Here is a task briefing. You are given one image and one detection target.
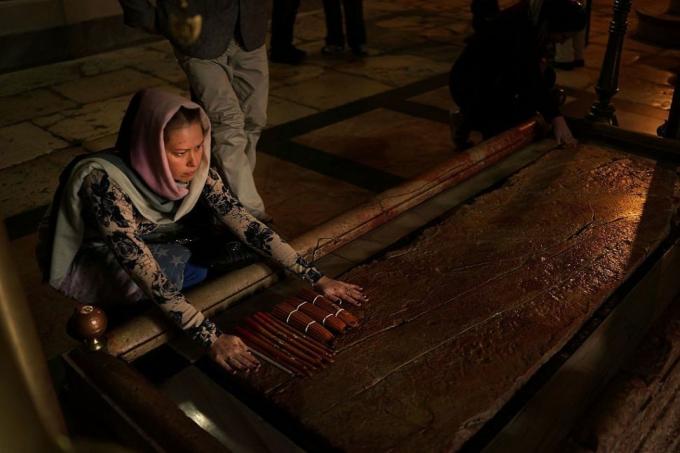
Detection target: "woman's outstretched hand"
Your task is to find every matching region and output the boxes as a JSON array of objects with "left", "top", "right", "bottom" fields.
[
  {"left": 210, "top": 334, "right": 260, "bottom": 374},
  {"left": 313, "top": 276, "right": 368, "bottom": 307},
  {"left": 552, "top": 116, "right": 578, "bottom": 148}
]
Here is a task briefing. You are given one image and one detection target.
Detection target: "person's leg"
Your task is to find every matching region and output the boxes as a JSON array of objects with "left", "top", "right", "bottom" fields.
[
  {"left": 270, "top": 0, "right": 306, "bottom": 64},
  {"left": 573, "top": 29, "right": 585, "bottom": 65},
  {"left": 554, "top": 37, "right": 575, "bottom": 68},
  {"left": 176, "top": 44, "right": 267, "bottom": 218},
  {"left": 322, "top": 0, "right": 345, "bottom": 48},
  {"left": 342, "top": 0, "right": 367, "bottom": 54},
  {"left": 230, "top": 44, "right": 268, "bottom": 171}
]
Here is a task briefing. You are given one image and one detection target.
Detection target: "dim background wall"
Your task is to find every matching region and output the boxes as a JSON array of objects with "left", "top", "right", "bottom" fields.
[{"left": 0, "top": 0, "right": 158, "bottom": 73}]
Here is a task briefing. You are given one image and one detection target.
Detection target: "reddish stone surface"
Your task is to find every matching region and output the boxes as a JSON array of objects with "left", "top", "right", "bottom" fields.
[{"left": 240, "top": 143, "right": 680, "bottom": 452}]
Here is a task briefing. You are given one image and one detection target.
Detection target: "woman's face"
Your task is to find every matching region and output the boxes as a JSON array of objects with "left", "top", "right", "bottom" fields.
[{"left": 164, "top": 121, "right": 204, "bottom": 183}]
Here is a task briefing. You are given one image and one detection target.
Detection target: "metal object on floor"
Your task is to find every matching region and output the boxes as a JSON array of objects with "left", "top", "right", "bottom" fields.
[{"left": 587, "top": 0, "right": 633, "bottom": 126}]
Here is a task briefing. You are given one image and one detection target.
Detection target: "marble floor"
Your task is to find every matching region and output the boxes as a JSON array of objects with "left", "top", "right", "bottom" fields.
[{"left": 0, "top": 0, "right": 677, "bottom": 360}]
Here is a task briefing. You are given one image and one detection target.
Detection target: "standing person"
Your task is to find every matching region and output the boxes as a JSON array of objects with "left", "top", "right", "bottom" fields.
[
  {"left": 119, "top": 0, "right": 272, "bottom": 222},
  {"left": 270, "top": 0, "right": 307, "bottom": 65},
  {"left": 449, "top": 0, "right": 586, "bottom": 149},
  {"left": 321, "top": 0, "right": 367, "bottom": 57}
]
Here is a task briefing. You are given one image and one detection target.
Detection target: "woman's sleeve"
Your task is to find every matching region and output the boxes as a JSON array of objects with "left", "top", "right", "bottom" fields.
[
  {"left": 202, "top": 169, "right": 324, "bottom": 284},
  {"left": 81, "top": 170, "right": 221, "bottom": 348}
]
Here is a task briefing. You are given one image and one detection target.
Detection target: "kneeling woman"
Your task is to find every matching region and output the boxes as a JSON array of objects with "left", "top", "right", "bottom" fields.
[{"left": 38, "top": 88, "right": 367, "bottom": 373}]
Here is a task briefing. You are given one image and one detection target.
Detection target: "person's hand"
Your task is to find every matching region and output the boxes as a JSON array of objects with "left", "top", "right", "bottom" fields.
[
  {"left": 313, "top": 276, "right": 368, "bottom": 307},
  {"left": 552, "top": 116, "right": 578, "bottom": 148},
  {"left": 210, "top": 334, "right": 260, "bottom": 374}
]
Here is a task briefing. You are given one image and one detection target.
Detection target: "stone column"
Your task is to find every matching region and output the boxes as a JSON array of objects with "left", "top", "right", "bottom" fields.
[{"left": 587, "top": 0, "right": 633, "bottom": 126}]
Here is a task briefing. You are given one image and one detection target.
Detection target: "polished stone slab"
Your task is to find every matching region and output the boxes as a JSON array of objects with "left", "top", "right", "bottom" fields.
[{"left": 235, "top": 142, "right": 679, "bottom": 452}]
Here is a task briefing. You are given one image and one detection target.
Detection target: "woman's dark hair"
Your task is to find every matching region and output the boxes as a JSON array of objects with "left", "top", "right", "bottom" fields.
[
  {"left": 541, "top": 0, "right": 587, "bottom": 33},
  {"left": 163, "top": 106, "right": 204, "bottom": 143}
]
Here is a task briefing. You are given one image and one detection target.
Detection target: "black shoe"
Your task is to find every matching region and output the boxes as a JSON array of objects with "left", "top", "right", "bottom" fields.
[
  {"left": 321, "top": 44, "right": 345, "bottom": 56},
  {"left": 351, "top": 44, "right": 369, "bottom": 57},
  {"left": 270, "top": 46, "right": 307, "bottom": 65},
  {"left": 553, "top": 61, "right": 575, "bottom": 71}
]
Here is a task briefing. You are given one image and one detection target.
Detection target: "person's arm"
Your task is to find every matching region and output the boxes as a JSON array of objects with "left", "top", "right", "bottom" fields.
[
  {"left": 82, "top": 170, "right": 259, "bottom": 372},
  {"left": 119, "top": 0, "right": 158, "bottom": 33},
  {"left": 202, "top": 169, "right": 367, "bottom": 305},
  {"left": 81, "top": 170, "right": 219, "bottom": 346}
]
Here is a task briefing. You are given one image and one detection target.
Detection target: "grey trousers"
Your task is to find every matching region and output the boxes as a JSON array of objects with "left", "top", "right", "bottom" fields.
[{"left": 176, "top": 41, "right": 269, "bottom": 218}]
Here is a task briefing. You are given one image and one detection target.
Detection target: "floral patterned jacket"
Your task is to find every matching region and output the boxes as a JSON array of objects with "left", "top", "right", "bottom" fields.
[{"left": 80, "top": 167, "right": 323, "bottom": 348}]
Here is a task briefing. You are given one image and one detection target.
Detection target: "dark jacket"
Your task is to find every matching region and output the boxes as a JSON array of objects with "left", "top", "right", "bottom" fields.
[
  {"left": 449, "top": 2, "right": 559, "bottom": 133},
  {"left": 119, "top": 0, "right": 267, "bottom": 59}
]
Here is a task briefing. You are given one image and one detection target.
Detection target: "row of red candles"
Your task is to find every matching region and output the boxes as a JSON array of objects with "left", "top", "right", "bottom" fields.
[{"left": 234, "top": 289, "right": 360, "bottom": 377}]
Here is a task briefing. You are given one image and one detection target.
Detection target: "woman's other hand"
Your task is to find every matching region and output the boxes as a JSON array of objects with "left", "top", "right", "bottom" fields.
[
  {"left": 210, "top": 334, "right": 260, "bottom": 374},
  {"left": 552, "top": 116, "right": 578, "bottom": 148},
  {"left": 313, "top": 276, "right": 368, "bottom": 307}
]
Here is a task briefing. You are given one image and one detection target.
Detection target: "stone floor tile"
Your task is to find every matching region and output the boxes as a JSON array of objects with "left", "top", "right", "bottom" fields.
[
  {"left": 584, "top": 44, "right": 642, "bottom": 69},
  {"left": 47, "top": 95, "right": 132, "bottom": 143},
  {"left": 267, "top": 96, "right": 318, "bottom": 127},
  {"left": 638, "top": 54, "right": 680, "bottom": 73},
  {"left": 52, "top": 68, "right": 165, "bottom": 104},
  {"left": 271, "top": 72, "right": 390, "bottom": 110},
  {"left": 292, "top": 12, "right": 328, "bottom": 42},
  {"left": 77, "top": 46, "right": 169, "bottom": 77},
  {"left": 405, "top": 44, "right": 462, "bottom": 63},
  {"left": 0, "top": 89, "right": 77, "bottom": 127},
  {"left": 334, "top": 54, "right": 450, "bottom": 87},
  {"left": 294, "top": 108, "right": 452, "bottom": 179},
  {"left": 0, "top": 61, "right": 81, "bottom": 97},
  {"left": 32, "top": 113, "right": 67, "bottom": 128},
  {"left": 622, "top": 64, "right": 675, "bottom": 86},
  {"left": 555, "top": 68, "right": 596, "bottom": 90},
  {"left": 364, "top": 25, "right": 430, "bottom": 52},
  {"left": 0, "top": 146, "right": 86, "bottom": 218},
  {"left": 131, "top": 52, "right": 187, "bottom": 84},
  {"left": 409, "top": 86, "right": 455, "bottom": 111},
  {"left": 363, "top": 1, "right": 411, "bottom": 18},
  {"left": 615, "top": 109, "right": 665, "bottom": 136},
  {"left": 269, "top": 63, "right": 326, "bottom": 89},
  {"left": 254, "top": 153, "right": 373, "bottom": 239},
  {"left": 146, "top": 40, "right": 174, "bottom": 53},
  {"left": 624, "top": 38, "right": 666, "bottom": 55},
  {"left": 374, "top": 15, "right": 452, "bottom": 33},
  {"left": 83, "top": 133, "right": 118, "bottom": 153},
  {"left": 0, "top": 122, "right": 69, "bottom": 170},
  {"left": 616, "top": 77, "right": 674, "bottom": 111},
  {"left": 45, "top": 84, "right": 186, "bottom": 145}
]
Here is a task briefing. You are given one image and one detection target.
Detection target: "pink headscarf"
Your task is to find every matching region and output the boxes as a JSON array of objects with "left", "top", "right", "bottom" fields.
[{"left": 116, "top": 88, "right": 211, "bottom": 200}]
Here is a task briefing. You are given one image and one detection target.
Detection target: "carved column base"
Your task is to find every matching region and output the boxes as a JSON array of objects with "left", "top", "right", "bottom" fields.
[{"left": 587, "top": 101, "right": 619, "bottom": 126}]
